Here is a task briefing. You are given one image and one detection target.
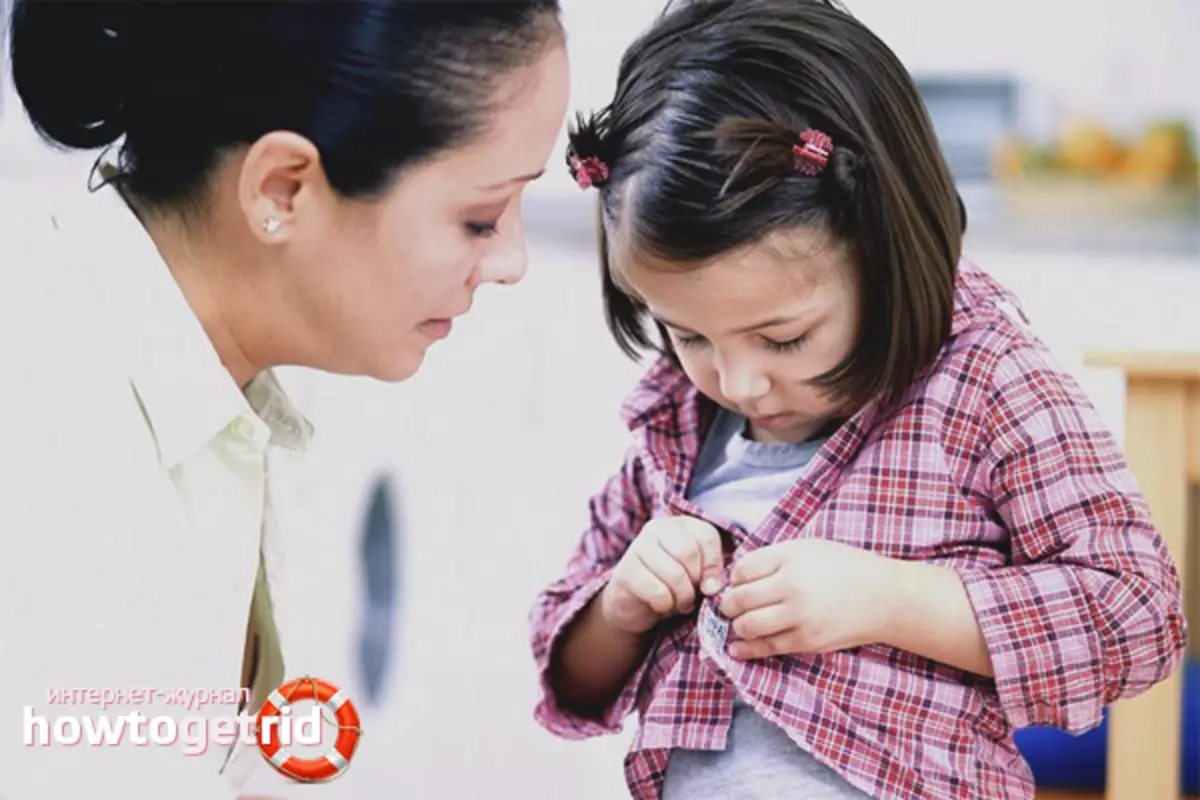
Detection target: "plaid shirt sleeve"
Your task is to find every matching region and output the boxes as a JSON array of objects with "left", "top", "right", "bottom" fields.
[
  {"left": 529, "top": 445, "right": 657, "bottom": 739},
  {"left": 960, "top": 342, "right": 1189, "bottom": 734}
]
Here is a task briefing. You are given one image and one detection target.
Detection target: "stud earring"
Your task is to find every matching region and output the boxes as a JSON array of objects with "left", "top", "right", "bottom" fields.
[{"left": 262, "top": 216, "right": 282, "bottom": 236}]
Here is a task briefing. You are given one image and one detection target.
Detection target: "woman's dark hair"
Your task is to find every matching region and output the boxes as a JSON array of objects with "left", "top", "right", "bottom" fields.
[
  {"left": 9, "top": 0, "right": 562, "bottom": 212},
  {"left": 569, "top": 0, "right": 963, "bottom": 410}
]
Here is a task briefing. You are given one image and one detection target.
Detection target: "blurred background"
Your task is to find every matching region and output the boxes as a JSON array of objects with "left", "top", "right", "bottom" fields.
[{"left": 2, "top": 0, "right": 1198, "bottom": 798}]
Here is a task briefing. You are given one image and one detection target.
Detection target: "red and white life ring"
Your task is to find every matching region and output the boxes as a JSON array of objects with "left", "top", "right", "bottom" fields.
[{"left": 255, "top": 677, "right": 362, "bottom": 783}]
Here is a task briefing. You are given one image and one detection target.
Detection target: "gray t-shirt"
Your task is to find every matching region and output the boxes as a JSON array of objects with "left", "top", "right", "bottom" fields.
[{"left": 663, "top": 409, "right": 869, "bottom": 799}]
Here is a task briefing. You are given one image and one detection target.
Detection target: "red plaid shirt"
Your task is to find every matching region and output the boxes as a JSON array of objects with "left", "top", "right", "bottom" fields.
[{"left": 529, "top": 259, "right": 1188, "bottom": 799}]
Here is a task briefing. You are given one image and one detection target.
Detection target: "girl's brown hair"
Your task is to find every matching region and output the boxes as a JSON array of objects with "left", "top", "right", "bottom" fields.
[{"left": 570, "top": 0, "right": 965, "bottom": 410}]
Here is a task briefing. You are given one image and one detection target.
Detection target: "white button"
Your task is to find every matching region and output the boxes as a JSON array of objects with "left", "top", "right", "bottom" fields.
[
  {"left": 232, "top": 417, "right": 257, "bottom": 440},
  {"left": 228, "top": 415, "right": 270, "bottom": 452}
]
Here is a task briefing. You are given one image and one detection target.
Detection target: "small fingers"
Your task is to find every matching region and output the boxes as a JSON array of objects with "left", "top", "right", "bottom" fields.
[
  {"left": 638, "top": 546, "right": 697, "bottom": 614},
  {"left": 729, "top": 603, "right": 792, "bottom": 641},
  {"left": 728, "top": 631, "right": 795, "bottom": 661},
  {"left": 658, "top": 525, "right": 704, "bottom": 587},
  {"left": 719, "top": 573, "right": 785, "bottom": 618},
  {"left": 622, "top": 561, "right": 677, "bottom": 616},
  {"left": 730, "top": 547, "right": 781, "bottom": 586},
  {"left": 676, "top": 516, "right": 726, "bottom": 595}
]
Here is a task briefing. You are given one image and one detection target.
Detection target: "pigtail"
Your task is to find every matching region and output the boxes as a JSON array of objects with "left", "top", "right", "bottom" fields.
[
  {"left": 825, "top": 145, "right": 866, "bottom": 234},
  {"left": 706, "top": 118, "right": 865, "bottom": 223},
  {"left": 570, "top": 107, "right": 658, "bottom": 360},
  {"left": 566, "top": 109, "right": 612, "bottom": 190},
  {"left": 828, "top": 147, "right": 862, "bottom": 196},
  {"left": 706, "top": 118, "right": 795, "bottom": 213}
]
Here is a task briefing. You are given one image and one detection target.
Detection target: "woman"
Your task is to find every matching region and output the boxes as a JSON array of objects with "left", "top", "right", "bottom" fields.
[{"left": 0, "top": 2, "right": 568, "bottom": 797}]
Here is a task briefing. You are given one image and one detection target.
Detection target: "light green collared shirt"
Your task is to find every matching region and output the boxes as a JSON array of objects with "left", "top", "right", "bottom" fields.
[{"left": 0, "top": 178, "right": 312, "bottom": 798}]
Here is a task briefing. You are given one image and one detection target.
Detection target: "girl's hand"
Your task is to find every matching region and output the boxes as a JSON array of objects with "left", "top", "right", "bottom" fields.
[
  {"left": 717, "top": 538, "right": 894, "bottom": 659},
  {"left": 599, "top": 516, "right": 726, "bottom": 635}
]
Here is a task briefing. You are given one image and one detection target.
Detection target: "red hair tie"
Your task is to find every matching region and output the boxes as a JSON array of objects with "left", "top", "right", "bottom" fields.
[
  {"left": 792, "top": 129, "right": 833, "bottom": 176},
  {"left": 569, "top": 155, "right": 610, "bottom": 190}
]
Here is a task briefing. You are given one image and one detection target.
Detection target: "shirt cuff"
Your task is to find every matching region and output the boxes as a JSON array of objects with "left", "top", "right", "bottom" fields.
[
  {"left": 532, "top": 569, "right": 653, "bottom": 739},
  {"left": 960, "top": 565, "right": 1106, "bottom": 733}
]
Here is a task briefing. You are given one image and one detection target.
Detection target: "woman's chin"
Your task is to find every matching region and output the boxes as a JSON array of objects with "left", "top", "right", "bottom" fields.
[
  {"left": 368, "top": 349, "right": 426, "bottom": 383},
  {"left": 319, "top": 335, "right": 431, "bottom": 383}
]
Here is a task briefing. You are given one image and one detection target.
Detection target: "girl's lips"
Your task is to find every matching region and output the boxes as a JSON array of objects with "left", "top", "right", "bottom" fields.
[{"left": 748, "top": 412, "right": 797, "bottom": 431}]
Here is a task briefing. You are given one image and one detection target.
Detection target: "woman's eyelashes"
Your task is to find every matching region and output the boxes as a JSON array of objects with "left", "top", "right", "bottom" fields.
[
  {"left": 465, "top": 220, "right": 500, "bottom": 238},
  {"left": 463, "top": 196, "right": 516, "bottom": 239}
]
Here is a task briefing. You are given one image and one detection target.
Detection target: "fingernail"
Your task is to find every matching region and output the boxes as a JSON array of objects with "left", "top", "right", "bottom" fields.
[{"left": 702, "top": 577, "right": 722, "bottom": 595}]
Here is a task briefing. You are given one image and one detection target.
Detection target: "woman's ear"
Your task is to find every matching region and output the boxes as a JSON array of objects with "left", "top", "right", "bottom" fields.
[{"left": 237, "top": 131, "right": 326, "bottom": 244}]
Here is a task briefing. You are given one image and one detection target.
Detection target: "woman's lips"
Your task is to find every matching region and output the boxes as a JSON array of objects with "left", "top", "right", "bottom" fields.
[{"left": 418, "top": 319, "right": 453, "bottom": 340}]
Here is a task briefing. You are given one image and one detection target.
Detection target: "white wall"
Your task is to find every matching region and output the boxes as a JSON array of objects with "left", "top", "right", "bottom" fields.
[{"left": 846, "top": 0, "right": 1195, "bottom": 119}]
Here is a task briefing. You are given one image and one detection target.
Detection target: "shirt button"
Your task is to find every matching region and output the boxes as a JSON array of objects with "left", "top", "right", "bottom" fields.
[
  {"left": 229, "top": 416, "right": 271, "bottom": 452},
  {"left": 232, "top": 417, "right": 257, "bottom": 440}
]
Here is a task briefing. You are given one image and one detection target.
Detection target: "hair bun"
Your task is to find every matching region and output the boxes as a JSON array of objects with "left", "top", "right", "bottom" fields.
[{"left": 10, "top": 0, "right": 140, "bottom": 150}]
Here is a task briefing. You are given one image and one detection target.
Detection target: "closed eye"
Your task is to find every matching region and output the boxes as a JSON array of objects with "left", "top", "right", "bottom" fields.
[
  {"left": 465, "top": 221, "right": 499, "bottom": 238},
  {"left": 764, "top": 335, "right": 806, "bottom": 353}
]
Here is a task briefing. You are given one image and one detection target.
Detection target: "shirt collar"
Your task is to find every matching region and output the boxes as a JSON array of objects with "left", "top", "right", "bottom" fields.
[
  {"left": 243, "top": 369, "right": 314, "bottom": 453},
  {"left": 951, "top": 257, "right": 1029, "bottom": 335},
  {"left": 620, "top": 356, "right": 695, "bottom": 432},
  {"left": 90, "top": 183, "right": 312, "bottom": 469}
]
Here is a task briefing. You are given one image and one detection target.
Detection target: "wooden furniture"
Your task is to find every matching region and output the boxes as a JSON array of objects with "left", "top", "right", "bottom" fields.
[
  {"left": 1083, "top": 351, "right": 1199, "bottom": 800},
  {"left": 1037, "top": 793, "right": 1200, "bottom": 800}
]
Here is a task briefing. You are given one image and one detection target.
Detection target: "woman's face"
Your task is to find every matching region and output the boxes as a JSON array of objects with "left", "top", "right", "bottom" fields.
[{"left": 265, "top": 43, "right": 570, "bottom": 382}]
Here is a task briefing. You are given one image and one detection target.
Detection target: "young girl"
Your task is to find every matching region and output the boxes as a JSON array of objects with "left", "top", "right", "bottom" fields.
[{"left": 528, "top": 1, "right": 1187, "bottom": 798}]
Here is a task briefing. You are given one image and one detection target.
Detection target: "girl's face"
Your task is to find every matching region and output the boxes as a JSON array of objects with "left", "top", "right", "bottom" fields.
[{"left": 621, "top": 228, "right": 861, "bottom": 444}]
